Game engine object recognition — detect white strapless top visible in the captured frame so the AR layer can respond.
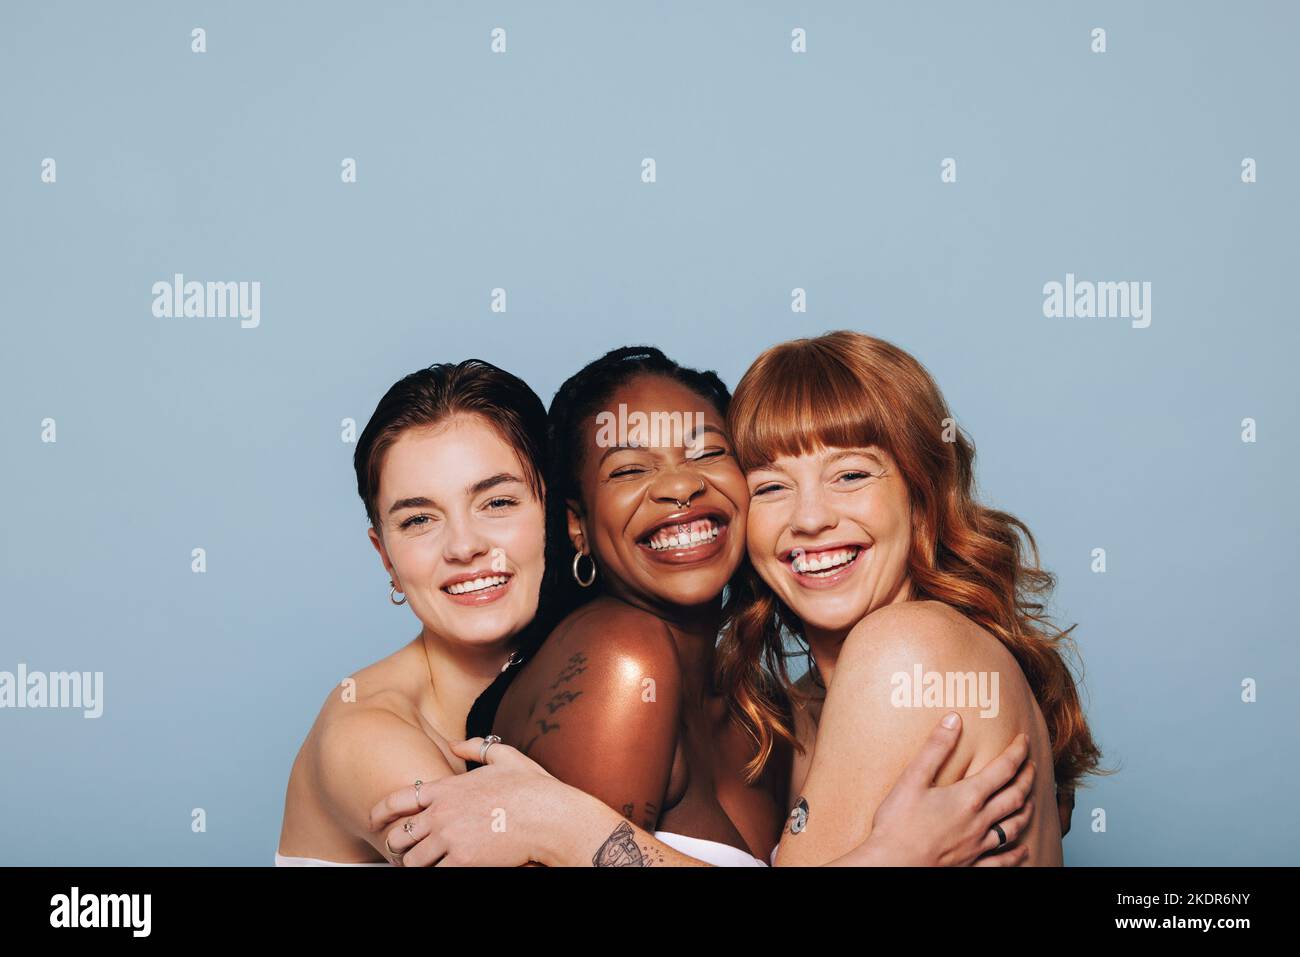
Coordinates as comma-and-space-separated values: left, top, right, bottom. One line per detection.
275, 852, 390, 867
654, 831, 769, 867
275, 837, 774, 868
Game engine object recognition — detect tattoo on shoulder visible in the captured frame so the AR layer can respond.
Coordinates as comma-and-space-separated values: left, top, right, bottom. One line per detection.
783, 796, 809, 836
593, 821, 658, 866
518, 654, 591, 755
549, 652, 589, 690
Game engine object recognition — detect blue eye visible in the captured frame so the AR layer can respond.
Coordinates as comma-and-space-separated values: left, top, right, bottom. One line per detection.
486, 497, 519, 509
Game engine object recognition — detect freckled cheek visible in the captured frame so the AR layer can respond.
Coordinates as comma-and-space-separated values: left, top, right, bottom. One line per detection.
746, 516, 787, 580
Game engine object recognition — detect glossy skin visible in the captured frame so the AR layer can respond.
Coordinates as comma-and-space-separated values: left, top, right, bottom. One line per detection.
277, 415, 545, 863
493, 375, 788, 860
745, 445, 1062, 866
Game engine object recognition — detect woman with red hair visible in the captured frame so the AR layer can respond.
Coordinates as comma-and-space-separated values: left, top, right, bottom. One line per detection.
718, 331, 1101, 865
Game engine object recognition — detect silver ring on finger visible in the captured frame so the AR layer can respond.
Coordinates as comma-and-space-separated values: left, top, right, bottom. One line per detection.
480, 734, 502, 764
384, 835, 405, 866
992, 822, 1008, 848
413, 779, 423, 802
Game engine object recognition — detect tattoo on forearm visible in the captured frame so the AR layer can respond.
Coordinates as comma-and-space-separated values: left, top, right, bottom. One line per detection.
593, 821, 648, 866
783, 796, 809, 836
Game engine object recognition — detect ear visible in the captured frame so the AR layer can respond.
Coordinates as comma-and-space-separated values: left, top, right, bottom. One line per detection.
565, 499, 587, 554
368, 526, 398, 584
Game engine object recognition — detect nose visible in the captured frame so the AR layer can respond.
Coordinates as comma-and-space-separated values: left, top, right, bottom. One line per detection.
787, 484, 837, 537
649, 469, 707, 510
442, 511, 491, 564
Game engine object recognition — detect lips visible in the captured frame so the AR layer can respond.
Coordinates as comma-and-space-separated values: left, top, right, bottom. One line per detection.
642, 516, 723, 551
636, 510, 730, 565
784, 543, 870, 588
440, 570, 514, 606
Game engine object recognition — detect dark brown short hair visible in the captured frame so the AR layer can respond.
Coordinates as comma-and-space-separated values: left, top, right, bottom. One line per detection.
353, 360, 547, 531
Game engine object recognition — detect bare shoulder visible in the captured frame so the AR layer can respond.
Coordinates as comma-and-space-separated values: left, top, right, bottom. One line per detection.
538, 598, 684, 690
501, 600, 686, 779
842, 599, 1006, 673
307, 643, 452, 780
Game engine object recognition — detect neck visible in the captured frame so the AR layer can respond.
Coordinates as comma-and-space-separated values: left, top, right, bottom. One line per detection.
801, 624, 850, 691
665, 607, 722, 701
416, 627, 515, 739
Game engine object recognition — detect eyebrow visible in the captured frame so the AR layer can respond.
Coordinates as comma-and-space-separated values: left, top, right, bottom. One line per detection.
749, 448, 884, 475
686, 423, 728, 445
824, 448, 885, 468
387, 472, 525, 515
596, 424, 729, 466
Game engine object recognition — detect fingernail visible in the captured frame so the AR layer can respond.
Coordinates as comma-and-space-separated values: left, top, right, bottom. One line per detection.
942, 711, 959, 728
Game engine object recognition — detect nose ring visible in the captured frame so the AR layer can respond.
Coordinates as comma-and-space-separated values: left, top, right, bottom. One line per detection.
672, 480, 706, 511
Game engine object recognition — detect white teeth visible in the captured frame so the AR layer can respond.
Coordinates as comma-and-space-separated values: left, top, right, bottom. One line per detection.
447, 575, 509, 595
646, 518, 721, 551
792, 547, 861, 575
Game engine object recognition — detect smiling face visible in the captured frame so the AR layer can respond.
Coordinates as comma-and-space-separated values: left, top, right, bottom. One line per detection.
745, 445, 914, 636
570, 374, 748, 612
368, 414, 545, 650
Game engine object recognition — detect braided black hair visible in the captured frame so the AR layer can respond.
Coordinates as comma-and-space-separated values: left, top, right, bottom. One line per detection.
464, 345, 732, 744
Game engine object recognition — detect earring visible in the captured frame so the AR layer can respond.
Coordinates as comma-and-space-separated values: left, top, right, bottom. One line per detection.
572, 550, 597, 588
389, 578, 407, 606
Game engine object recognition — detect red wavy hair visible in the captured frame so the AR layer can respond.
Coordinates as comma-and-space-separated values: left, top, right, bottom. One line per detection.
718, 331, 1103, 793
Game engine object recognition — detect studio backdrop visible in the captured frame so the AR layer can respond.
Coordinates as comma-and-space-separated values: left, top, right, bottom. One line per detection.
1, 0, 1296, 865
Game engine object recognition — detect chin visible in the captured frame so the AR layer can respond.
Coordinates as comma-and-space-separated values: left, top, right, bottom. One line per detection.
783, 598, 867, 634
442, 610, 526, 647
660, 577, 732, 608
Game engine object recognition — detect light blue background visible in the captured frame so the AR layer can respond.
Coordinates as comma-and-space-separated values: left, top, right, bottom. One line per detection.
2, 1, 1296, 865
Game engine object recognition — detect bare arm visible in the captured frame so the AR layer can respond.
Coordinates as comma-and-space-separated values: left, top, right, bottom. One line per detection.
374, 714, 1035, 867
775, 603, 1033, 866
311, 704, 455, 861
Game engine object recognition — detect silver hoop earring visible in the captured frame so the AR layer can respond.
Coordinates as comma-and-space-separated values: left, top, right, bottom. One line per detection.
572, 550, 597, 588
389, 578, 407, 606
